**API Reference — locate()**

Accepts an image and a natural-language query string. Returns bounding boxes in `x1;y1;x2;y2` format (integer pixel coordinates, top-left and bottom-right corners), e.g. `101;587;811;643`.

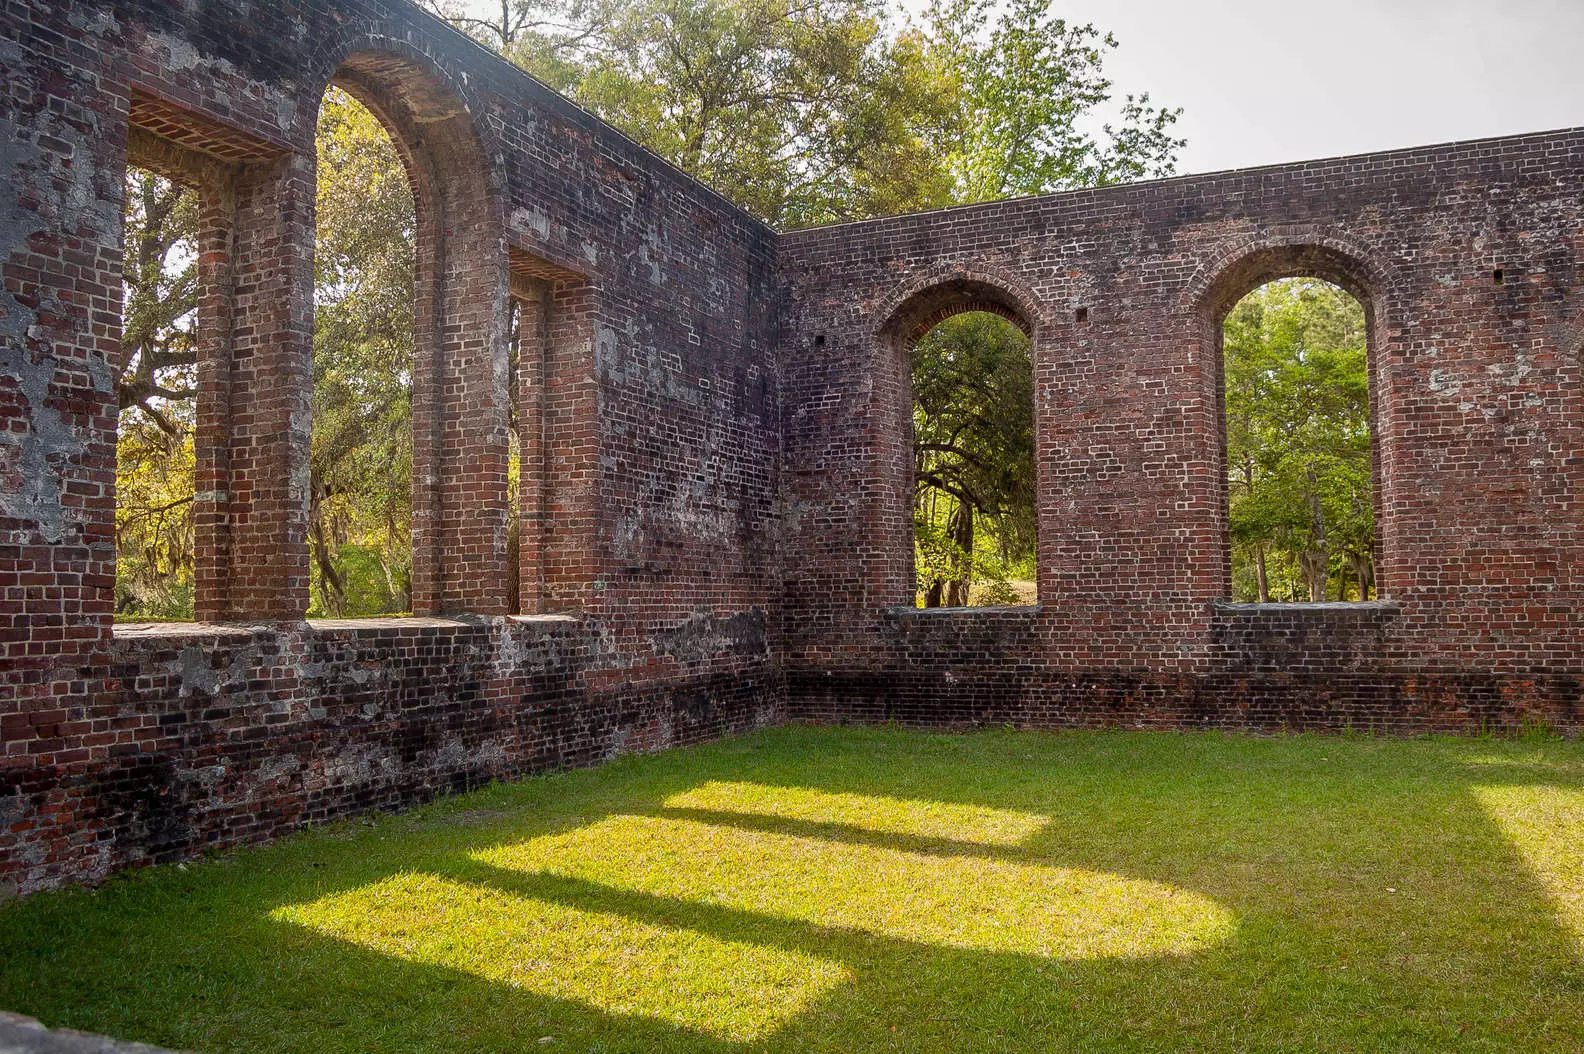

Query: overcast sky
456;0;1584;176
1051;0;1584;174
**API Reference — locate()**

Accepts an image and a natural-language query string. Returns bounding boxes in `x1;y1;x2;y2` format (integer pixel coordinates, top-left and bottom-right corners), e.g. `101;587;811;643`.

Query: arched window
1218;274;1378;602
880;277;1040;610
307;87;415;618
320;51;514;618
912;311;1037;607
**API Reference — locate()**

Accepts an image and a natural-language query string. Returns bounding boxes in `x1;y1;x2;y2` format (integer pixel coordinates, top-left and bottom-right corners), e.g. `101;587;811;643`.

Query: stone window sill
112;613;584;642
889;604;1043;617
1210;599;1401;617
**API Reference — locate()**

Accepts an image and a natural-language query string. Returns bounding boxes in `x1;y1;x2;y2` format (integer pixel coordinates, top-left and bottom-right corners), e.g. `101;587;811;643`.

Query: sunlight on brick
271;872;850;1042
1473;785;1584;951
475;814;1234;958
663;781;1049;846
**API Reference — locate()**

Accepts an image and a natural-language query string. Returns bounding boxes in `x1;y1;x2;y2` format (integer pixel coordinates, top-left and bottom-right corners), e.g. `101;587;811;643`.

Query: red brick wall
3;0;1582;898
1;0;784;897
778;136;1584;732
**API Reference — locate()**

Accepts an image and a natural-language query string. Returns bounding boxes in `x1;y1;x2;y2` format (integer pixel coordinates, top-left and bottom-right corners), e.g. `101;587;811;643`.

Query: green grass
2;726;1583;1052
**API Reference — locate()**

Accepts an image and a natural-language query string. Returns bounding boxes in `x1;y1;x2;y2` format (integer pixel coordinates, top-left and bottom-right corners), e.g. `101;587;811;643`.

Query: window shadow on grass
1;728;1582;1052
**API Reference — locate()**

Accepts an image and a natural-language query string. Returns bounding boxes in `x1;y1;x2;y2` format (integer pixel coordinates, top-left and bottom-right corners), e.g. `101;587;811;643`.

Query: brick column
215;156;314;620
191;176;236;622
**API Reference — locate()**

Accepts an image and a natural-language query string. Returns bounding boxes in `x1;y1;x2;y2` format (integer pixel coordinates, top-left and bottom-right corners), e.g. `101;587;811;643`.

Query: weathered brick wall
2;617;779;896
5;0;1584;899
1;0;784;897
779;132;1584;734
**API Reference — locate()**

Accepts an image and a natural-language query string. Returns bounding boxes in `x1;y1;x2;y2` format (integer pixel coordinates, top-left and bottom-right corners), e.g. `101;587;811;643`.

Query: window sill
112;613;585;642
112;621;259;641
1211;599;1400;617
889;604;1043;617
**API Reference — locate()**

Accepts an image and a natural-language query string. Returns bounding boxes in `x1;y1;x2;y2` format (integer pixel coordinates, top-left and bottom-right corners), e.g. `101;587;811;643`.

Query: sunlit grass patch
474;813;1233;958
4;727;1584;1053
272;871;849;1042
1472;784;1584;950
663;780;1049;846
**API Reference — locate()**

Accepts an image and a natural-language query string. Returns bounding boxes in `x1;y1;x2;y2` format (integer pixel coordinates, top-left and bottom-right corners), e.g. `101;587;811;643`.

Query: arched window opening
307;87;416;618
1223;278;1374;602
912;311;1037;607
115;167;199;622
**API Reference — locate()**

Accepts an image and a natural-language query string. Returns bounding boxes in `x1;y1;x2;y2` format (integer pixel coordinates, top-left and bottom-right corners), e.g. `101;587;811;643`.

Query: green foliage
912;312;1036;606
919;0;1183;203
115;169;198;621
115;424;195;620
428;0;1182;227
306;89;416;619
1224;279;1373;602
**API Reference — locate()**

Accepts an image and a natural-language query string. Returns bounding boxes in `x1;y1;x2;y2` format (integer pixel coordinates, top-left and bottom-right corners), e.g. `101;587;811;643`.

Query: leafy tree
424;0;1182;226
115;170;198;619
920;0;1183;203
1224;279;1372;602
308;89;417;618
912;312;1036;606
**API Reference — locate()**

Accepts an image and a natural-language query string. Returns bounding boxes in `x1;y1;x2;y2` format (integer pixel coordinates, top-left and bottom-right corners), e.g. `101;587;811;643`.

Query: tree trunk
1255;544;1270;603
945;503;974;606
311;520;345;617
1348;551;1374;601
309;483;345;617
1301;467;1328;602
1298;550;1328;602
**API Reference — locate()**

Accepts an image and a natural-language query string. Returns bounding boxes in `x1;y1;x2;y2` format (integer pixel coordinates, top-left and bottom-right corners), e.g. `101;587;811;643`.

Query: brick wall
778;134;1584;734
1;0;783;897
3;0;1582;898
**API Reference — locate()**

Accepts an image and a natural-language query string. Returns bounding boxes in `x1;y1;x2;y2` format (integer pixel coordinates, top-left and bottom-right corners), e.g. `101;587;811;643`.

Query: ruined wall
779;131;1584;734
0;0;783;896
5;0;1584;899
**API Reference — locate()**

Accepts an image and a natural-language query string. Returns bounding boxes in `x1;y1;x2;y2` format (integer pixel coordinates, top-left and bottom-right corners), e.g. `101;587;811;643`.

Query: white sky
1050;0;1584;174
454;0;1584;176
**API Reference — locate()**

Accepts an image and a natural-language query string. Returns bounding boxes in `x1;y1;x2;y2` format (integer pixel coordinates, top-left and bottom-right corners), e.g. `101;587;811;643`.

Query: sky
453;0;1584;176
1046;0;1584;174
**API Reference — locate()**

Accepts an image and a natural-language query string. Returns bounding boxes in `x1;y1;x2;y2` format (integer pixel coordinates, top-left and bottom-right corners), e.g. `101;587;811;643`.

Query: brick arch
1186;230;1400;602
306;43;514;617
860;266;1046;611
1182;227;1400;320
301;28;507;165
876;264;1046;350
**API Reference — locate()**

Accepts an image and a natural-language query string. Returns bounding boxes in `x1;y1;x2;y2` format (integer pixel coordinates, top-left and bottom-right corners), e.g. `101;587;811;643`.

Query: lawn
2;725;1582;1053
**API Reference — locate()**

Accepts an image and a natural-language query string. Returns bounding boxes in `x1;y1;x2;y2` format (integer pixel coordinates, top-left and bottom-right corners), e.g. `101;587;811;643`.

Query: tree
424;0;1182;226
115;170;198;618
1224;280;1372;602
920;0;1183;203
308;88;417;617
911;312;1036;606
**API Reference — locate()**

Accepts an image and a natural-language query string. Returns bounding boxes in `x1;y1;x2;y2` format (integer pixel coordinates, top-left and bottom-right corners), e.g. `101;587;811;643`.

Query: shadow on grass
1;727;1582;1052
